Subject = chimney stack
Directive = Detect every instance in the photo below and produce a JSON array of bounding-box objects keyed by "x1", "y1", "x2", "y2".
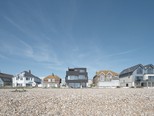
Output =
[{"x1": 29, "y1": 70, "x2": 31, "y2": 74}]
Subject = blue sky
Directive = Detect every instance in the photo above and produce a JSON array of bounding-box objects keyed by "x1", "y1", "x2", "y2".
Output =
[{"x1": 0, "y1": 0, "x2": 154, "y2": 79}]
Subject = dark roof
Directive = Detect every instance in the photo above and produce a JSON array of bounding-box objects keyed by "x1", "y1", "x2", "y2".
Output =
[
  {"x1": 19, "y1": 71, "x2": 41, "y2": 81},
  {"x1": 0, "y1": 73, "x2": 13, "y2": 82},
  {"x1": 68, "y1": 68, "x2": 87, "y2": 71},
  {"x1": 119, "y1": 64, "x2": 143, "y2": 77},
  {"x1": 144, "y1": 64, "x2": 154, "y2": 69}
]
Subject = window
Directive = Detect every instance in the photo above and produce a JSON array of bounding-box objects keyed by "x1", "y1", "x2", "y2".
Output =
[
  {"x1": 16, "y1": 76, "x2": 19, "y2": 80},
  {"x1": 26, "y1": 77, "x2": 29, "y2": 80},
  {"x1": 20, "y1": 77, "x2": 23, "y2": 80},
  {"x1": 68, "y1": 76, "x2": 79, "y2": 80},
  {"x1": 52, "y1": 79, "x2": 55, "y2": 82},
  {"x1": 107, "y1": 74, "x2": 112, "y2": 81},
  {"x1": 137, "y1": 67, "x2": 143, "y2": 74},
  {"x1": 148, "y1": 76, "x2": 154, "y2": 81},
  {"x1": 79, "y1": 75, "x2": 85, "y2": 79},
  {"x1": 135, "y1": 76, "x2": 143, "y2": 81},
  {"x1": 147, "y1": 68, "x2": 153, "y2": 74},
  {"x1": 79, "y1": 70, "x2": 85, "y2": 73},
  {"x1": 48, "y1": 79, "x2": 51, "y2": 82},
  {"x1": 100, "y1": 74, "x2": 105, "y2": 81},
  {"x1": 69, "y1": 83, "x2": 81, "y2": 88}
]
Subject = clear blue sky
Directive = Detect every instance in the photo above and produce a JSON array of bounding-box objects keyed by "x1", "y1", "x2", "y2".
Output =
[{"x1": 0, "y1": 0, "x2": 154, "y2": 79}]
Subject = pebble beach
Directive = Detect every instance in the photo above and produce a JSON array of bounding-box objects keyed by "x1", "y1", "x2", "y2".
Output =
[{"x1": 0, "y1": 88, "x2": 154, "y2": 116}]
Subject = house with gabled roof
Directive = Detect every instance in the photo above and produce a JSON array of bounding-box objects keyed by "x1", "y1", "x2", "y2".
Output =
[
  {"x1": 43, "y1": 73, "x2": 61, "y2": 88},
  {"x1": 0, "y1": 72, "x2": 13, "y2": 87},
  {"x1": 12, "y1": 70, "x2": 41, "y2": 87},
  {"x1": 119, "y1": 64, "x2": 154, "y2": 87},
  {"x1": 93, "y1": 70, "x2": 119, "y2": 88}
]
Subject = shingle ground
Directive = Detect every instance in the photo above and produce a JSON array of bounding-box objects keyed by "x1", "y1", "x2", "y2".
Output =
[{"x1": 0, "y1": 88, "x2": 154, "y2": 116}]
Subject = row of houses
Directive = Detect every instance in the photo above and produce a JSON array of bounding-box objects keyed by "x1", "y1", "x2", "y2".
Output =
[
  {"x1": 0, "y1": 64, "x2": 154, "y2": 88},
  {"x1": 93, "y1": 64, "x2": 154, "y2": 88}
]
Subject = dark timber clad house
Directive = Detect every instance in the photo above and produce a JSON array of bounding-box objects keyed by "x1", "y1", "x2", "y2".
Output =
[
  {"x1": 65, "y1": 68, "x2": 88, "y2": 88},
  {"x1": 0, "y1": 72, "x2": 13, "y2": 87}
]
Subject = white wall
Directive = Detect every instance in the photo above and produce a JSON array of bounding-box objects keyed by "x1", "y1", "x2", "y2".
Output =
[
  {"x1": 120, "y1": 66, "x2": 144, "y2": 87},
  {"x1": 87, "y1": 80, "x2": 93, "y2": 87},
  {"x1": 119, "y1": 75, "x2": 134, "y2": 87},
  {"x1": 13, "y1": 72, "x2": 35, "y2": 87},
  {"x1": 98, "y1": 80, "x2": 119, "y2": 88},
  {"x1": 0, "y1": 78, "x2": 4, "y2": 87}
]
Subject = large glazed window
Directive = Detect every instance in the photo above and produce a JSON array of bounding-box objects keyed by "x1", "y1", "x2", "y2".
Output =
[
  {"x1": 69, "y1": 83, "x2": 81, "y2": 88},
  {"x1": 135, "y1": 76, "x2": 143, "y2": 81},
  {"x1": 79, "y1": 75, "x2": 86, "y2": 79},
  {"x1": 147, "y1": 67, "x2": 153, "y2": 74},
  {"x1": 68, "y1": 75, "x2": 86, "y2": 80},
  {"x1": 148, "y1": 76, "x2": 154, "y2": 81},
  {"x1": 137, "y1": 67, "x2": 143, "y2": 74},
  {"x1": 79, "y1": 70, "x2": 85, "y2": 73},
  {"x1": 68, "y1": 76, "x2": 79, "y2": 80}
]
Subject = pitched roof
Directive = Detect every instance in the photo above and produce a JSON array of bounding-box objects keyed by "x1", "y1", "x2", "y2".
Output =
[
  {"x1": 43, "y1": 74, "x2": 61, "y2": 81},
  {"x1": 96, "y1": 70, "x2": 118, "y2": 76},
  {"x1": 144, "y1": 64, "x2": 154, "y2": 69},
  {"x1": 0, "y1": 73, "x2": 13, "y2": 82},
  {"x1": 24, "y1": 71, "x2": 38, "y2": 78},
  {"x1": 119, "y1": 64, "x2": 143, "y2": 77},
  {"x1": 17, "y1": 71, "x2": 41, "y2": 81}
]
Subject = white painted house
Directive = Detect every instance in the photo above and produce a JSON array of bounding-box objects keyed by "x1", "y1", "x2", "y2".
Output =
[
  {"x1": 13, "y1": 70, "x2": 41, "y2": 87},
  {"x1": 119, "y1": 64, "x2": 154, "y2": 87},
  {"x1": 93, "y1": 70, "x2": 119, "y2": 88}
]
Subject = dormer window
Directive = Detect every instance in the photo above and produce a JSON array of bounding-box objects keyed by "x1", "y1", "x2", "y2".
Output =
[
  {"x1": 137, "y1": 67, "x2": 143, "y2": 74},
  {"x1": 100, "y1": 74, "x2": 105, "y2": 81},
  {"x1": 107, "y1": 74, "x2": 112, "y2": 78}
]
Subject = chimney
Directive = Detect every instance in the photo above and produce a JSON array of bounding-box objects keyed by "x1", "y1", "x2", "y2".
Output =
[
  {"x1": 52, "y1": 73, "x2": 54, "y2": 76},
  {"x1": 29, "y1": 70, "x2": 31, "y2": 74}
]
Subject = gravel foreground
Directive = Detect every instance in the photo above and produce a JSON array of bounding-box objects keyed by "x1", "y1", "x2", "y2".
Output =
[{"x1": 0, "y1": 88, "x2": 154, "y2": 116}]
